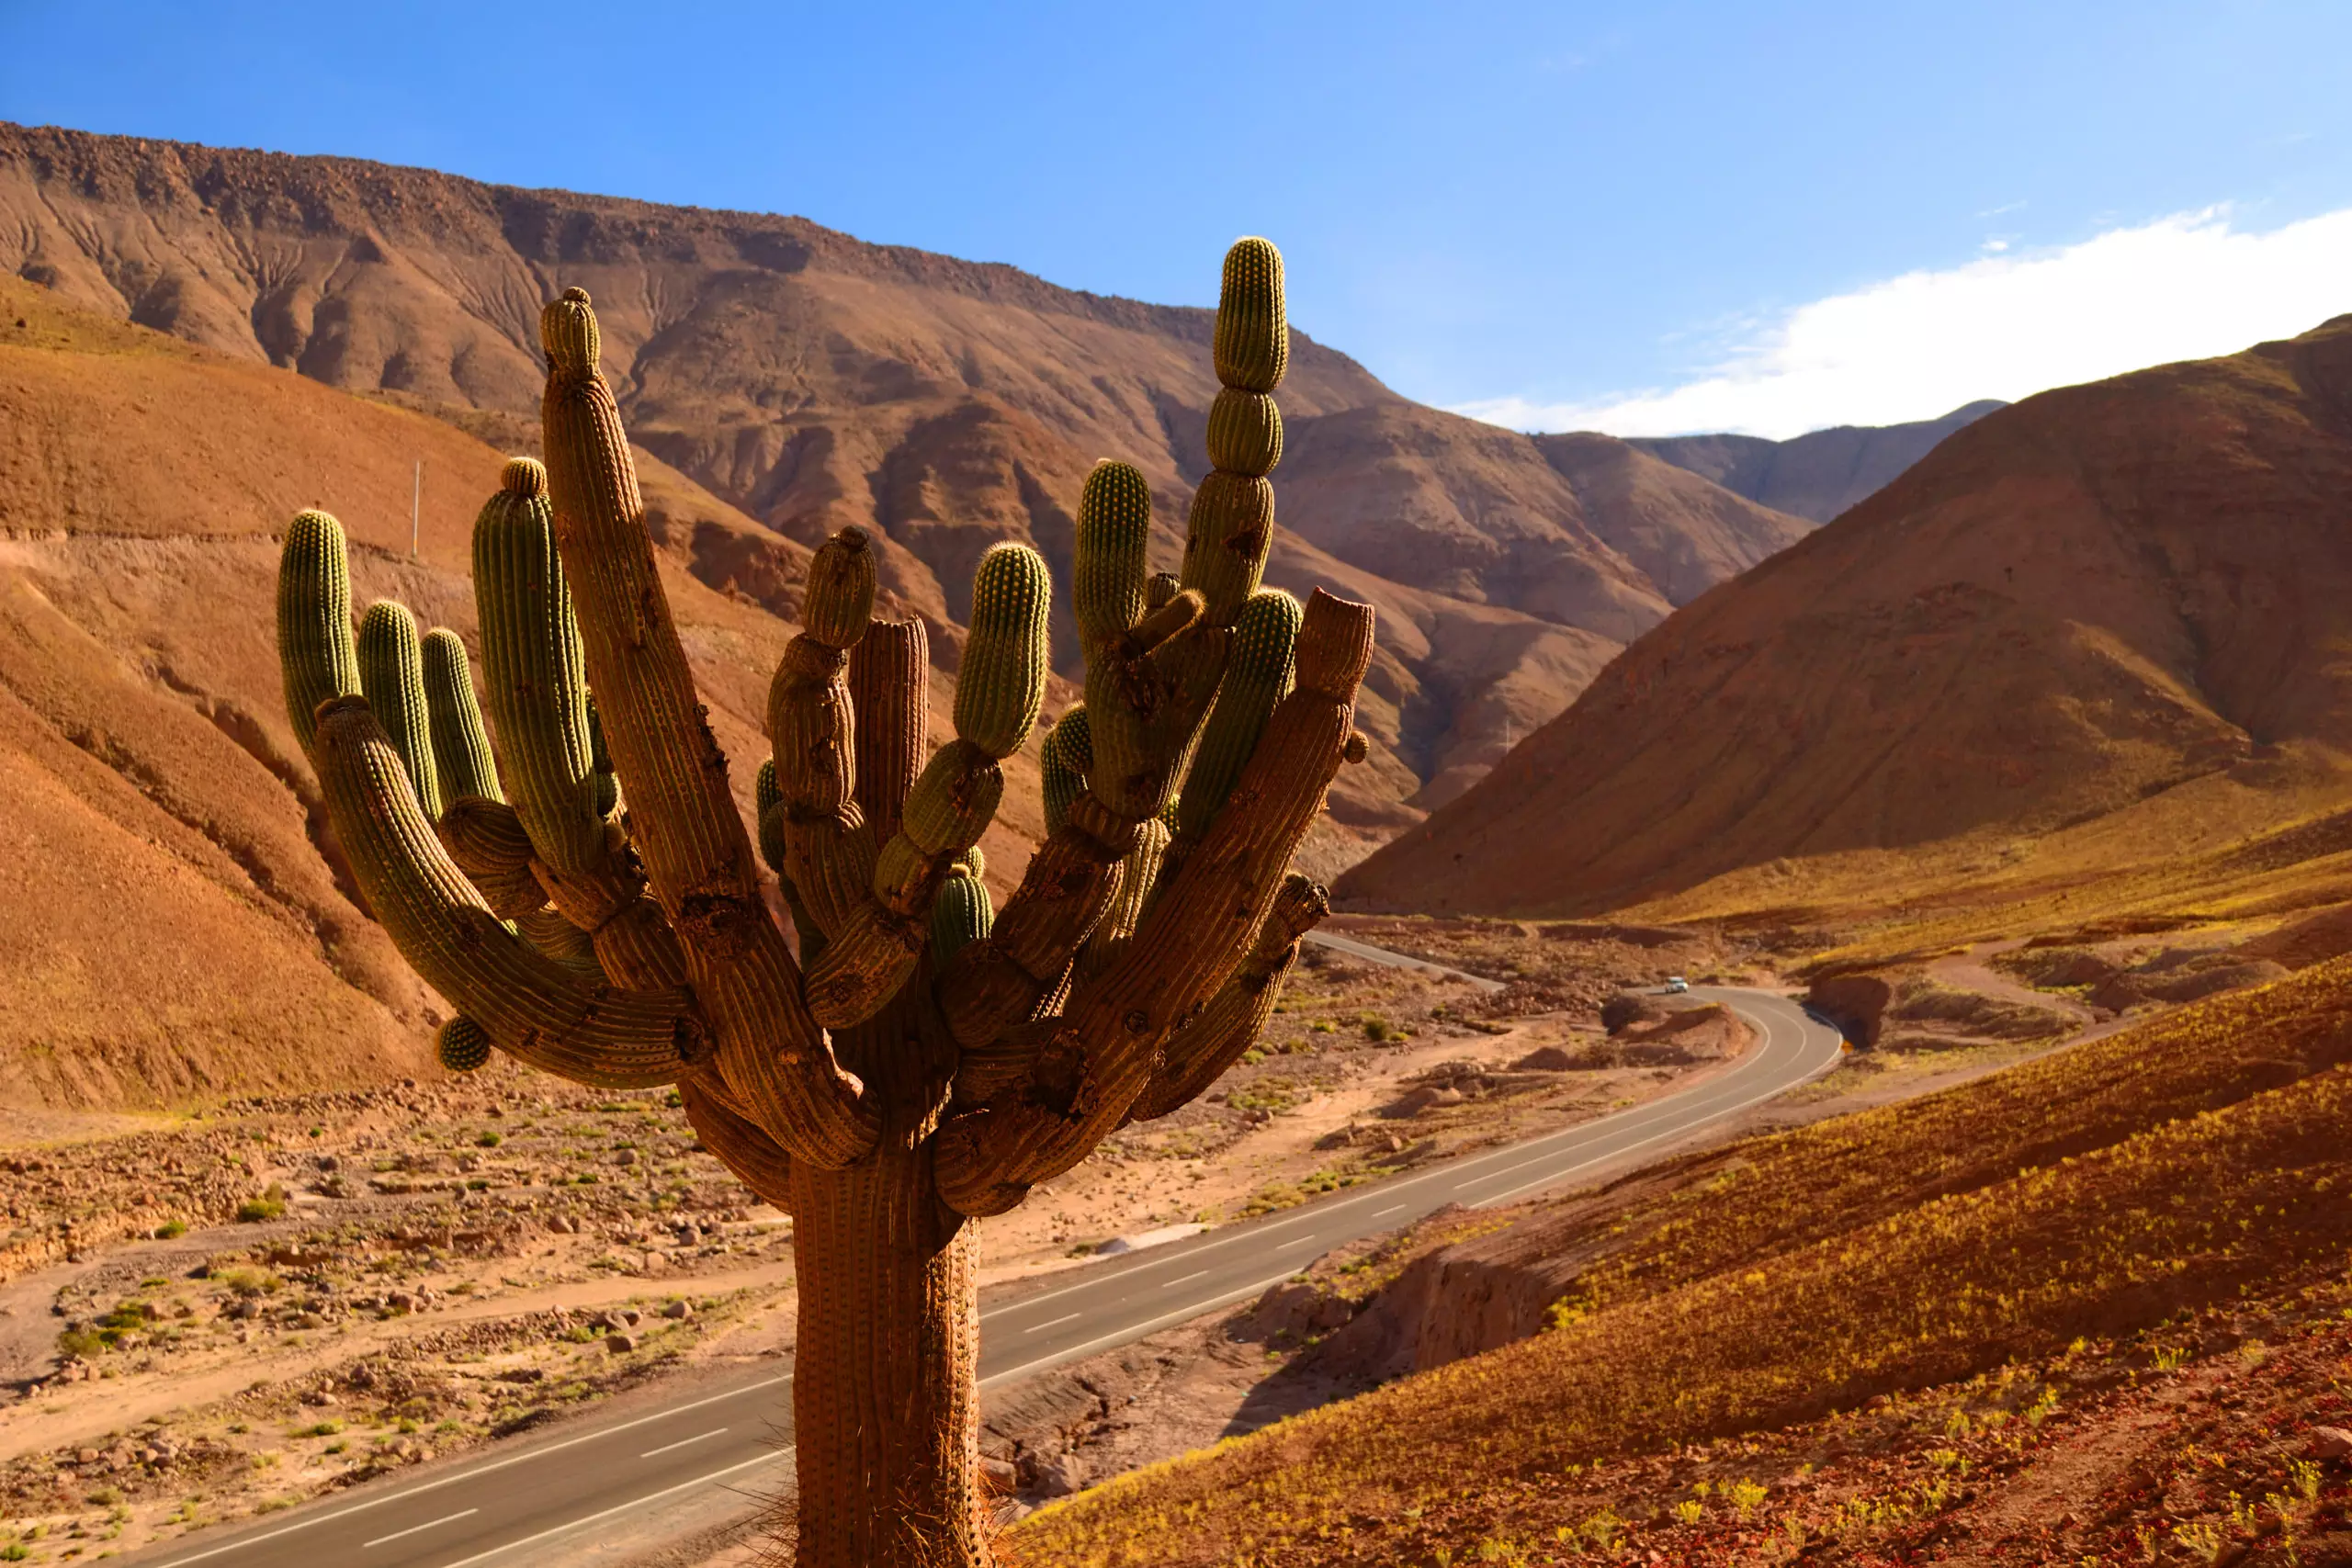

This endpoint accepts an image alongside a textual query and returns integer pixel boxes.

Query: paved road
[129,982,1841,1568]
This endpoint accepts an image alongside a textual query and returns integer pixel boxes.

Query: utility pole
[411,460,422,559]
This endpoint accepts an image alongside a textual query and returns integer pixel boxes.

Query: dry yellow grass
[1010,958,2352,1566]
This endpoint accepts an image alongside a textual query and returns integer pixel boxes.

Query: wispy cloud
[1459,206,2352,439]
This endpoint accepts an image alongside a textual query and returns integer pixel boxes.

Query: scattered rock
[1512,1044,1578,1071]
[2307,1425,2352,1461]
[605,1333,638,1353]
[1024,1450,1091,1497]
[662,1300,693,1319]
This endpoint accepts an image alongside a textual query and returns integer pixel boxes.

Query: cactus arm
[541,288,876,1169]
[1074,816,1170,982]
[1038,705,1091,837]
[805,543,1050,1030]
[422,627,503,807]
[471,457,607,874]
[933,589,1374,1215]
[1159,588,1301,893]
[277,509,362,757]
[929,865,994,970]
[935,797,1132,1050]
[680,1077,796,1201]
[310,695,703,1086]
[435,795,548,919]
[1184,239,1287,626]
[768,528,876,944]
[357,600,443,822]
[850,617,930,844]
[1124,874,1328,1123]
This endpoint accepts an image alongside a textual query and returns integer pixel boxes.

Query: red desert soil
[0,273,1042,1110]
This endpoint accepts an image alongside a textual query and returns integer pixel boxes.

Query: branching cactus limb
[1125,872,1329,1122]
[471,457,606,874]
[806,543,1049,1029]
[274,238,1365,1568]
[934,586,1374,1215]
[357,599,442,822]
[541,288,875,1168]
[306,694,703,1085]
[421,628,503,807]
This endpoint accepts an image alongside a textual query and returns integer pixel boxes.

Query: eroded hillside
[1343,316,2352,934]
[0,121,1811,820]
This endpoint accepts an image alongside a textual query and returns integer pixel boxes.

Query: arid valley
[11,21,2352,1562]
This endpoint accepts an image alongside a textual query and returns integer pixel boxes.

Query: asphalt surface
[129,979,1841,1568]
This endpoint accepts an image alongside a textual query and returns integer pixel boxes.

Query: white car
[1664,976,1690,994]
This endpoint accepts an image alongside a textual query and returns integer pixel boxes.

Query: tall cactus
[272,239,1371,1568]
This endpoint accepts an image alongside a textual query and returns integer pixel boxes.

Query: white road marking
[639,1428,728,1459]
[1161,1269,1209,1288]
[362,1510,476,1549]
[1022,1312,1081,1335]
[1373,1204,1407,1217]
[431,1456,779,1568]
[143,1379,790,1567]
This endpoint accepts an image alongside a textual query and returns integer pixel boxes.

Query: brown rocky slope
[0,120,1810,821]
[0,273,1056,1111]
[1341,316,2352,919]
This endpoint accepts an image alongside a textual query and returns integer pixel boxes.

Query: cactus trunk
[784,1149,987,1568]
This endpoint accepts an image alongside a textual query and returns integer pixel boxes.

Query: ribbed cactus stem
[1176,589,1301,841]
[804,525,877,650]
[422,628,503,806]
[1039,706,1091,838]
[1205,389,1283,477]
[1073,461,1152,654]
[358,599,444,822]
[1181,473,1274,629]
[1213,237,1288,393]
[585,693,619,818]
[931,870,994,969]
[1078,816,1170,980]
[472,456,604,873]
[953,543,1052,759]
[277,509,360,758]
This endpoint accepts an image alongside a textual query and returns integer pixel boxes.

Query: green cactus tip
[1213,237,1287,394]
[435,1015,493,1074]
[953,542,1052,760]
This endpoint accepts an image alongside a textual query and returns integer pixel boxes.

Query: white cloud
[1459,206,2352,439]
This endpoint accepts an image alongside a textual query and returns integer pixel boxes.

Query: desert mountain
[1340,320,2352,919]
[0,121,1809,823]
[1632,399,2004,522]
[0,273,1050,1110]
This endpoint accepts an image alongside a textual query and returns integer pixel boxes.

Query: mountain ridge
[0,119,1813,828]
[1340,319,2352,921]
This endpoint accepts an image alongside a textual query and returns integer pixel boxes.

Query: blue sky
[6,1,2352,434]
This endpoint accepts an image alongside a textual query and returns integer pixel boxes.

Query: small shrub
[153,1220,187,1240]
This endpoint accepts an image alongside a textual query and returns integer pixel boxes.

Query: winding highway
[125,964,1842,1568]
